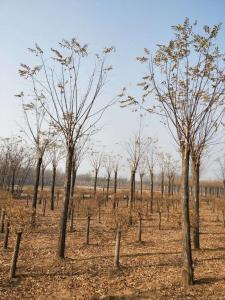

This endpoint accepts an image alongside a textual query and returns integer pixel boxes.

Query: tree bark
[137,212,142,242]
[161,170,164,199]
[11,170,16,195]
[58,145,73,258]
[113,170,117,209]
[94,170,98,195]
[128,170,135,225]
[31,156,42,225]
[192,158,200,249]
[0,209,5,233]
[106,174,110,205]
[140,175,143,202]
[150,169,154,213]
[41,165,45,191]
[50,165,56,211]
[86,215,91,245]
[181,146,194,286]
[9,230,22,279]
[70,167,77,198]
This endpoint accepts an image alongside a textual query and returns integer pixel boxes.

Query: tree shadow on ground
[195,276,225,285]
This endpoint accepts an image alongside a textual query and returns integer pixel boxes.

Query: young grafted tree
[40,154,51,192]
[103,154,113,204]
[90,151,104,195]
[147,138,158,213]
[112,154,122,209]
[69,134,90,218]
[70,134,91,199]
[123,19,225,285]
[126,134,149,224]
[0,137,25,193]
[217,155,225,191]
[19,40,116,258]
[157,152,166,201]
[191,107,224,249]
[138,157,147,203]
[15,91,52,225]
[49,142,64,210]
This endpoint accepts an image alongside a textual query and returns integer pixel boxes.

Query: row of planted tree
[1,18,225,287]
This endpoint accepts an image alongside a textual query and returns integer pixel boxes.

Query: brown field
[1,188,225,299]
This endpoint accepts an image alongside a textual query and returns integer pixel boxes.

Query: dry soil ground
[1,189,225,299]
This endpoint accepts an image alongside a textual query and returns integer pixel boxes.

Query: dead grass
[1,188,225,299]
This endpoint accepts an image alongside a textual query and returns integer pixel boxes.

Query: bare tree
[123,19,225,285]
[48,142,64,210]
[18,39,116,257]
[15,90,52,225]
[40,154,51,192]
[70,134,90,198]
[90,151,104,195]
[126,134,149,224]
[103,154,113,204]
[191,113,223,249]
[138,157,147,203]
[217,155,225,190]
[147,138,158,213]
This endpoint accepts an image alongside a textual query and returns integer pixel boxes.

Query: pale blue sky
[0,0,225,178]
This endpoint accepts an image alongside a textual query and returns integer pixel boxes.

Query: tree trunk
[161,170,164,199]
[0,209,5,233]
[41,165,44,191]
[9,230,22,279]
[150,170,154,213]
[113,170,117,209]
[140,175,143,202]
[86,215,91,245]
[137,212,142,242]
[58,145,73,258]
[192,158,200,249]
[31,156,42,225]
[128,170,135,225]
[70,167,77,198]
[181,146,194,286]
[106,174,110,204]
[11,170,16,195]
[50,165,56,211]
[94,170,98,195]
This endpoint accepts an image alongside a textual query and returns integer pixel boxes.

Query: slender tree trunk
[161,170,164,199]
[31,156,42,225]
[168,177,171,196]
[50,165,56,211]
[181,146,194,286]
[128,170,135,225]
[11,170,15,195]
[150,170,154,213]
[86,215,91,245]
[9,230,22,279]
[192,158,200,249]
[41,165,45,191]
[58,145,73,258]
[70,168,77,198]
[113,170,117,209]
[140,175,143,203]
[94,170,98,195]
[0,209,5,233]
[137,212,142,242]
